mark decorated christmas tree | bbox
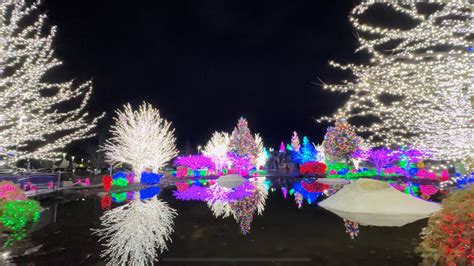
[229,118,259,164]
[416,186,473,265]
[292,136,318,164]
[323,120,363,162]
[290,131,301,152]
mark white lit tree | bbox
[102,102,178,178]
[319,2,474,162]
[0,0,103,163]
[202,131,230,170]
[254,133,268,168]
[93,197,177,265]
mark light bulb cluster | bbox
[318,2,473,162]
[202,131,230,170]
[0,0,103,163]
[101,102,179,177]
[93,196,177,265]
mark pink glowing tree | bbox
[227,152,253,175]
[173,155,216,170]
[366,148,400,175]
[279,142,286,153]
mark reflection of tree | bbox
[343,219,359,239]
[93,197,177,265]
[207,180,269,235]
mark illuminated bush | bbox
[416,186,473,265]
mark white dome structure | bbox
[319,178,441,226]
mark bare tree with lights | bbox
[319,2,474,162]
[202,131,230,170]
[102,102,178,179]
[0,0,103,163]
[93,197,177,265]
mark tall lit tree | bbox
[229,117,259,164]
[292,136,318,164]
[254,133,268,168]
[202,131,230,170]
[93,196,177,265]
[318,2,474,162]
[102,102,178,178]
[323,120,363,162]
[290,131,301,152]
[0,0,103,163]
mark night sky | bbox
[42,0,364,153]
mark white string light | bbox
[202,131,230,170]
[0,0,103,163]
[101,102,178,178]
[318,2,474,162]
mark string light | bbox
[93,196,177,265]
[319,2,473,162]
[0,0,103,163]
[101,102,178,180]
[202,131,230,170]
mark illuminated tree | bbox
[93,197,177,265]
[290,131,301,152]
[319,2,474,162]
[202,131,230,170]
[102,102,178,179]
[173,155,215,170]
[366,148,400,175]
[417,186,473,265]
[323,120,363,162]
[254,133,268,168]
[292,136,318,164]
[0,0,103,163]
[229,117,259,164]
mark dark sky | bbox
[42,0,362,152]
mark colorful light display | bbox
[0,181,26,200]
[417,186,473,265]
[323,120,363,162]
[229,117,259,164]
[173,155,216,170]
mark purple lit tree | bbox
[173,155,215,170]
[366,148,400,175]
[227,152,253,175]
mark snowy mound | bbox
[319,178,441,226]
[216,174,246,188]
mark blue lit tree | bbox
[292,136,318,164]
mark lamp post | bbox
[197,145,202,155]
[71,156,75,174]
